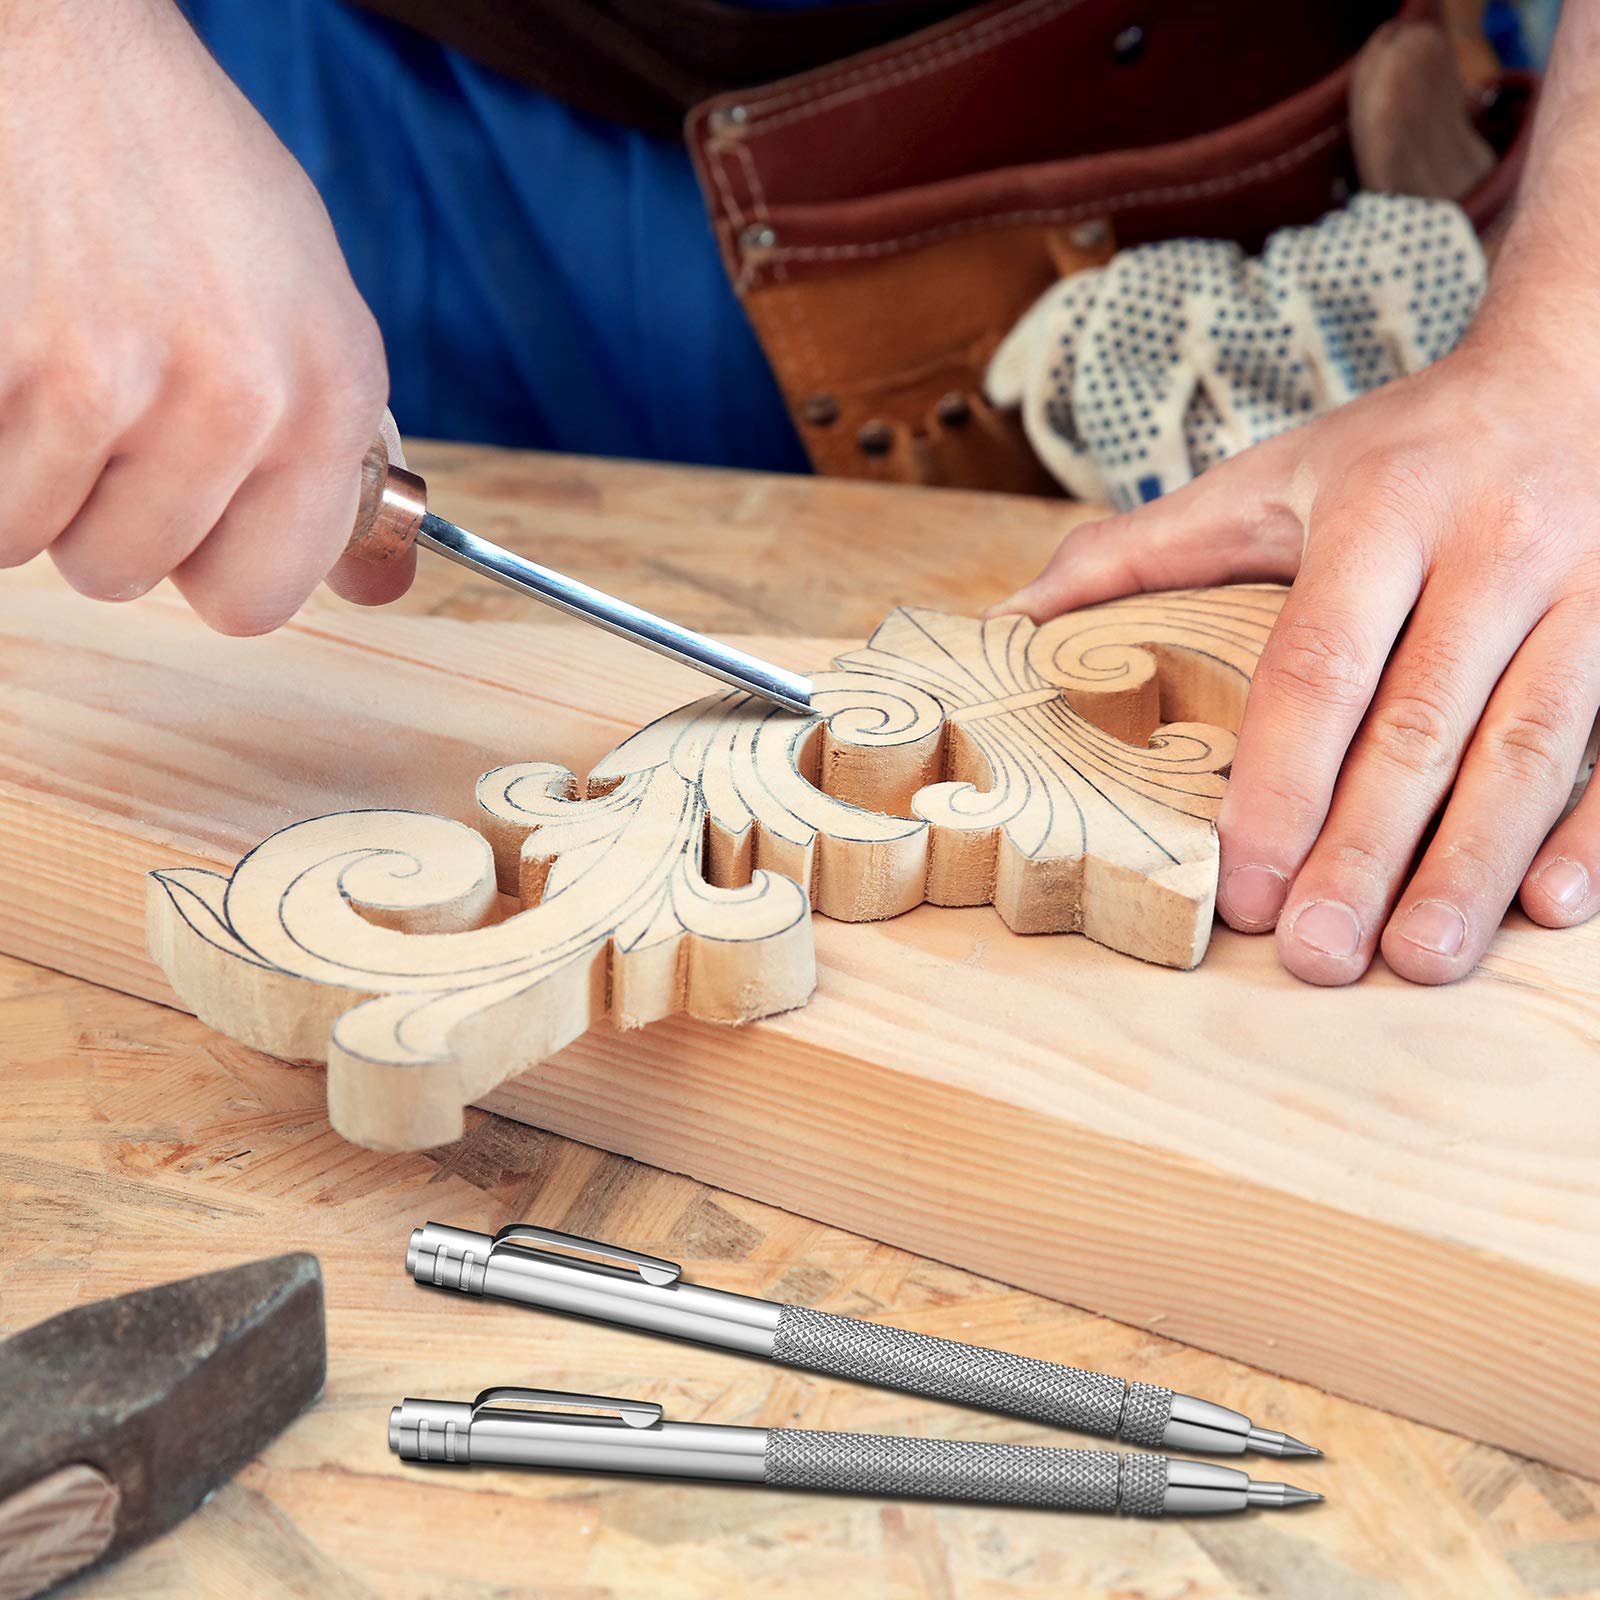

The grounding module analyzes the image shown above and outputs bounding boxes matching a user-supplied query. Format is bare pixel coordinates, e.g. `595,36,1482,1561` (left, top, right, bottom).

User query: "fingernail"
1531,857,1589,913
982,593,1029,620
1289,899,1361,958
1395,899,1466,957
1221,863,1288,928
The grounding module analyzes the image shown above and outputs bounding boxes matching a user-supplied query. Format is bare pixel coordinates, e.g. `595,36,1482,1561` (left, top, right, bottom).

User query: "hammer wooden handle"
348,435,428,563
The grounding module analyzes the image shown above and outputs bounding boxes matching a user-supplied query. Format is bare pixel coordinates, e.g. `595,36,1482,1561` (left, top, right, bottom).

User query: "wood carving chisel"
345,437,813,714
405,1223,1321,1459
0,1255,325,1600
389,1386,1323,1514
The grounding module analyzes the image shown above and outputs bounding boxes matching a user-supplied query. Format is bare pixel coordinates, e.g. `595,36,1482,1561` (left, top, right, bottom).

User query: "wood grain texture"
3,954,1597,1600
147,589,1283,1149
0,1465,118,1600
2,445,1597,1513
1,438,1083,1020
377,442,1082,639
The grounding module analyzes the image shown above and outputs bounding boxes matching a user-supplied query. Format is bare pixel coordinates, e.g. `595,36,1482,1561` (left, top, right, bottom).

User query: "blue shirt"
181,0,816,471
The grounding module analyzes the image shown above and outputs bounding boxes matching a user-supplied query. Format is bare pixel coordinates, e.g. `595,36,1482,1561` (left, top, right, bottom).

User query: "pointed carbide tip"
1246,1480,1325,1509
1248,1426,1323,1458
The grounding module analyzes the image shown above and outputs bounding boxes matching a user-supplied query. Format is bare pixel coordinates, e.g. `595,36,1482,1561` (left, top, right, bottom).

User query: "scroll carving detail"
149,586,1285,1149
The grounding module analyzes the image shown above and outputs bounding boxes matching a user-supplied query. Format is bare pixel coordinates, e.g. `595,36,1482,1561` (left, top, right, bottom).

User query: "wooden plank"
0,571,686,1006
1,568,1596,1480
5,951,1596,1599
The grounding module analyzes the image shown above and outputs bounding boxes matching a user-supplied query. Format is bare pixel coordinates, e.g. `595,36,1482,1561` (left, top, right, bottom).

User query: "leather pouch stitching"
759,122,1346,266
736,0,1081,133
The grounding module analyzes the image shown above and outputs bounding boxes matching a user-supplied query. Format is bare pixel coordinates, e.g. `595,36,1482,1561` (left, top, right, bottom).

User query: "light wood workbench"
2,443,1596,1599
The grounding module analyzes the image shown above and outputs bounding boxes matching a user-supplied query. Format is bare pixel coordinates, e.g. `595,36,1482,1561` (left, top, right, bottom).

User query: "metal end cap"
389,1398,473,1462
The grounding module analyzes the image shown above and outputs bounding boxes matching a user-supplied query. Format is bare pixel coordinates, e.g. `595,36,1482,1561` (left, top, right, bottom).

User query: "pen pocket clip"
472,1387,664,1429
490,1223,682,1288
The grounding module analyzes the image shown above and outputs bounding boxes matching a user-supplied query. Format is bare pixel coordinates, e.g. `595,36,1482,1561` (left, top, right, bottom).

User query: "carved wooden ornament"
148,587,1285,1149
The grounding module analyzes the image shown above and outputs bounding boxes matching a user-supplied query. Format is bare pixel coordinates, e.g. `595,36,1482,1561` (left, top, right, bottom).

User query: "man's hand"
994,0,1600,986
991,324,1600,985
0,0,411,631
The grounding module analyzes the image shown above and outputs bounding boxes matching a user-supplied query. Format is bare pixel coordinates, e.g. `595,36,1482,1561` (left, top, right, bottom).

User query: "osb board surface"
4,951,1597,1600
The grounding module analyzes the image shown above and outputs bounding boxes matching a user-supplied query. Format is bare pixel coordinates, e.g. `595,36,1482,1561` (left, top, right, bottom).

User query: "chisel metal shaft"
346,437,813,714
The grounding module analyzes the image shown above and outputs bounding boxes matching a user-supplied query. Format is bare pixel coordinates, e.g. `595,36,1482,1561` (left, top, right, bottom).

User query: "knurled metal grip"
1120,1379,1178,1448
771,1306,1174,1445
764,1431,1170,1514
1117,1451,1170,1516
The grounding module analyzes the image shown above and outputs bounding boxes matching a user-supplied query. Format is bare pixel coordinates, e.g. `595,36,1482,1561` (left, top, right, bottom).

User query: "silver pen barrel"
390,1391,768,1481
418,514,814,714
406,1224,1319,1458
407,1222,781,1354
388,1392,1321,1514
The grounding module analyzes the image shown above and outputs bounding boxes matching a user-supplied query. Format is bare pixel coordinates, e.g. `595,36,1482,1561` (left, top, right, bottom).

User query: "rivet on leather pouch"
856,420,894,457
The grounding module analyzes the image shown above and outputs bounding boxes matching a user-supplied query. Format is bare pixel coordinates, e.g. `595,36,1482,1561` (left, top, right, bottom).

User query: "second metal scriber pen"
405,1222,1320,1460
389,1388,1321,1515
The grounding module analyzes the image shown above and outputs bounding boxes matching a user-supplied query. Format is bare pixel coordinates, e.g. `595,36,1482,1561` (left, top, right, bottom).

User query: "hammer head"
0,1254,324,1598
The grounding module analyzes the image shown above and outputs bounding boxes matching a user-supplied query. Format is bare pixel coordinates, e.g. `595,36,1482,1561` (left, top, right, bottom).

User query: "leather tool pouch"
687,0,1535,494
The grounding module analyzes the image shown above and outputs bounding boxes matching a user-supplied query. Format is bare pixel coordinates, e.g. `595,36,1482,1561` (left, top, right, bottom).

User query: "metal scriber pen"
405,1223,1321,1460
388,1388,1322,1515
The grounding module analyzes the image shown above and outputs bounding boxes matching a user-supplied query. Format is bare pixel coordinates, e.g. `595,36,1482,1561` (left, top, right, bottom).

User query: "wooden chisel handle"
347,435,428,563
